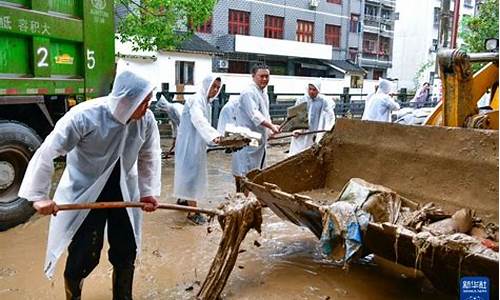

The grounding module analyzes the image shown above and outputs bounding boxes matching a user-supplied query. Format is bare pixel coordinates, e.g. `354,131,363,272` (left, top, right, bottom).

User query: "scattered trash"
151,249,162,258
0,267,16,279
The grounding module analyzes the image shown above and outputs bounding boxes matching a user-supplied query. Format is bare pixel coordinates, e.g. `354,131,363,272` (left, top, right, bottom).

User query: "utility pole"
439,0,452,48
450,0,461,48
435,0,452,77
433,0,452,92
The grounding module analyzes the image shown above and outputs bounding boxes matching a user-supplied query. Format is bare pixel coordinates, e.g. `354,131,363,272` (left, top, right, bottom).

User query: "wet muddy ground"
0,141,452,299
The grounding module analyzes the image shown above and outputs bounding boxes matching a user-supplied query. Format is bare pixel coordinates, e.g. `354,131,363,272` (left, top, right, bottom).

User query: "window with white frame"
175,61,194,85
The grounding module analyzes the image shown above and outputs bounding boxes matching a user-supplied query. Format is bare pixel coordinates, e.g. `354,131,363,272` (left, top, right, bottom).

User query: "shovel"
56,202,221,216
280,102,309,132
268,129,330,140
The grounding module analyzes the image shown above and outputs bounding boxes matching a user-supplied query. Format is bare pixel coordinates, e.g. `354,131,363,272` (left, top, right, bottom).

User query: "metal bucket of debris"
244,118,499,295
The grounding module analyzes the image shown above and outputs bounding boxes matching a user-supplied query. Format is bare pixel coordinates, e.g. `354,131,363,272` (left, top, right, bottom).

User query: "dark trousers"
235,176,244,193
64,161,136,281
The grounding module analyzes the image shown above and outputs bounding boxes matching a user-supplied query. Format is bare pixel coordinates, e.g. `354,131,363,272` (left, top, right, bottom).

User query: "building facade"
360,0,396,79
196,0,367,80
116,1,406,97
388,0,476,90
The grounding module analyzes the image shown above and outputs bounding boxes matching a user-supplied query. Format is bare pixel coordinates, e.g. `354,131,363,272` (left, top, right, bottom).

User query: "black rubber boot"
112,266,134,300
64,277,83,300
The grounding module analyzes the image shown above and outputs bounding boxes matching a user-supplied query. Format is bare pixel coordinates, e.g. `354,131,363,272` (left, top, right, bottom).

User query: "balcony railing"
359,58,392,69
364,25,379,34
363,15,394,25
361,51,391,61
381,0,396,8
364,19,379,27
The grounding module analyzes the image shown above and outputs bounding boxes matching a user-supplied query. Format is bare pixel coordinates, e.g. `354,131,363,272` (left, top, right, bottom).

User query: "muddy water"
0,142,452,299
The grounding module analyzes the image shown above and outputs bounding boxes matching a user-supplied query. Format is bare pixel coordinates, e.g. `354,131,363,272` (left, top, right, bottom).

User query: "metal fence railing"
152,84,435,134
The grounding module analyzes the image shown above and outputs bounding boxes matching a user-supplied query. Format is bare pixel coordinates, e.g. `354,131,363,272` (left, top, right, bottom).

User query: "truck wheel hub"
0,161,15,190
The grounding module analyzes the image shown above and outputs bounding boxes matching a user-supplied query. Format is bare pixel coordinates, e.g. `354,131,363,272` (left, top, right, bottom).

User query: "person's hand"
292,130,301,137
212,136,223,145
33,199,58,216
270,123,281,135
140,196,159,212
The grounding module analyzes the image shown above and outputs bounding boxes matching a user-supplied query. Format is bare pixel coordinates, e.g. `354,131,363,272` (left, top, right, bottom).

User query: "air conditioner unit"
217,59,229,69
309,0,319,9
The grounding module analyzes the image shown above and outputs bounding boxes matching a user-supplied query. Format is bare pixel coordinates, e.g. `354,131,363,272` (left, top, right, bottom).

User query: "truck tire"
0,121,41,231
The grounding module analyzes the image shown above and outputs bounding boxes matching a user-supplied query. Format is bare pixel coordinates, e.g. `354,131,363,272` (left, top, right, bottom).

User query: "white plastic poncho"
217,97,238,135
289,81,335,156
361,91,377,120
316,97,336,142
155,97,184,137
232,83,271,177
173,75,221,202
361,79,400,122
18,71,161,278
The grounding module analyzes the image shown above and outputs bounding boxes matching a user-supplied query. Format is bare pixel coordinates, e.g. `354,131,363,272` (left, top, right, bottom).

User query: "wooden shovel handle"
269,130,330,140
57,202,221,216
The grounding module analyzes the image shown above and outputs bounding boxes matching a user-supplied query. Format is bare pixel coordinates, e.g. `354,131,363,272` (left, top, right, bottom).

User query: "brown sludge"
218,135,250,148
197,194,262,300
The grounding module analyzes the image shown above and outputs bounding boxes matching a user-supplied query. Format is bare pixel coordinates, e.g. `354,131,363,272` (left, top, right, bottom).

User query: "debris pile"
318,178,499,266
197,194,262,300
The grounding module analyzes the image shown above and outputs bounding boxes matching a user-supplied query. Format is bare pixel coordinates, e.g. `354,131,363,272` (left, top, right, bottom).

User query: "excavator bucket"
244,118,498,295
248,119,498,220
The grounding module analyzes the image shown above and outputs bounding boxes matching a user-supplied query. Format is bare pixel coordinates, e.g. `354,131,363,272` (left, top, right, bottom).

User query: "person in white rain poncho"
232,64,281,191
173,75,223,224
288,81,336,156
19,71,161,299
155,95,184,157
18,71,161,299
361,78,400,122
361,84,378,120
315,95,337,144
217,97,238,135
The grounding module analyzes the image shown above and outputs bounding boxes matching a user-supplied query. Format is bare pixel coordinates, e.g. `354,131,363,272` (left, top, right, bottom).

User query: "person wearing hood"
173,75,223,224
18,71,161,299
361,84,379,120
155,95,184,158
217,96,238,135
361,78,400,122
232,64,281,191
289,81,335,156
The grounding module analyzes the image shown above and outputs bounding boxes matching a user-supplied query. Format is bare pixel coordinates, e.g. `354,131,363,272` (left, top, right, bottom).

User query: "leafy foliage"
115,0,217,51
413,59,434,91
460,0,499,52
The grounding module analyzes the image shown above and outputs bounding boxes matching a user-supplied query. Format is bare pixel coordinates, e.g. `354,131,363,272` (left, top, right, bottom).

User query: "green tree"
413,59,434,91
460,0,499,53
115,0,217,51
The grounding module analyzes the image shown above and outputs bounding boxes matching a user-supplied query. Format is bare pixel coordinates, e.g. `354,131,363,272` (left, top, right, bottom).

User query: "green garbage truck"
0,0,115,230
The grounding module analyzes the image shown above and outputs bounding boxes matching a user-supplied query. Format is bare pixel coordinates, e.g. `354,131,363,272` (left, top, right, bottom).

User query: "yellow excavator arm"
424,49,499,129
